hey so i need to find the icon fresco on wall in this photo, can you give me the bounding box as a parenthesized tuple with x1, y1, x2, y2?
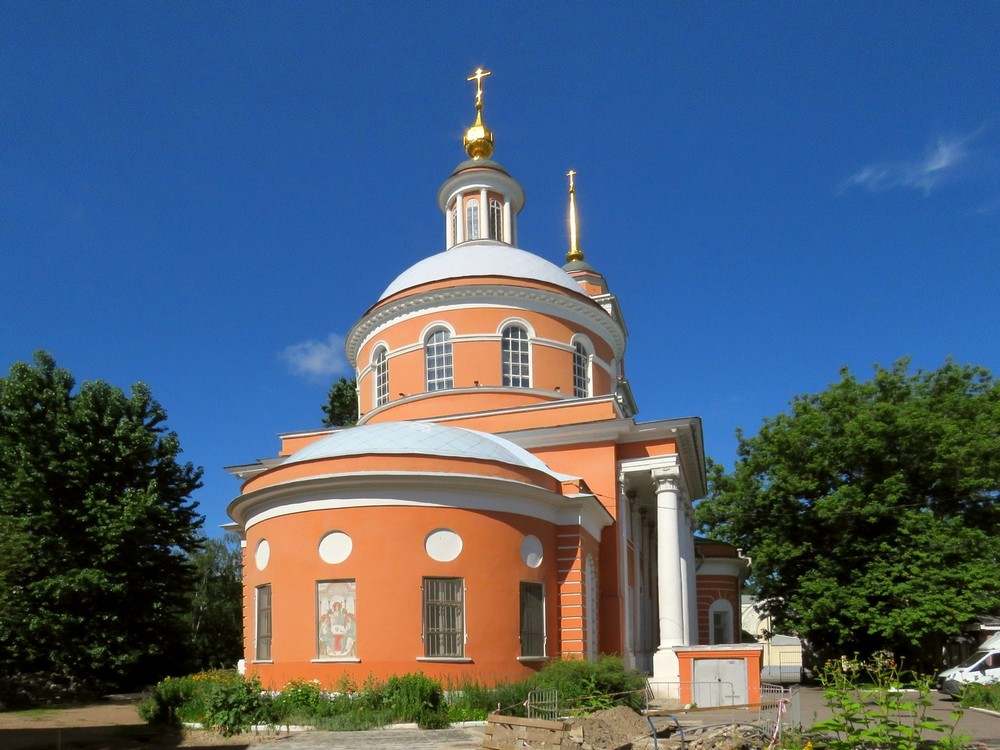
(317, 580, 357, 658)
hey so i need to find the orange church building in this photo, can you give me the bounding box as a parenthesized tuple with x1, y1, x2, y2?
(226, 70, 755, 700)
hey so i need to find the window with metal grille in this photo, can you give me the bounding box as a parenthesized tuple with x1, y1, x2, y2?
(489, 198, 503, 241)
(423, 577, 464, 657)
(573, 341, 590, 397)
(520, 582, 545, 657)
(502, 325, 530, 387)
(466, 199, 480, 240)
(373, 347, 388, 407)
(425, 329, 453, 391)
(255, 584, 272, 661)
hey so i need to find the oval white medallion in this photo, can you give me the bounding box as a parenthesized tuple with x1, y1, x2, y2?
(425, 528, 463, 562)
(521, 535, 543, 568)
(318, 531, 353, 564)
(254, 539, 270, 571)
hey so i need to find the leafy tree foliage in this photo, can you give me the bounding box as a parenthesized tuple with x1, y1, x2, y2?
(695, 359, 1000, 669)
(0, 352, 204, 689)
(184, 534, 243, 671)
(321, 376, 358, 427)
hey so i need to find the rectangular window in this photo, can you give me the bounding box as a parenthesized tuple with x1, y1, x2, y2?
(519, 582, 545, 657)
(712, 610, 731, 644)
(425, 331, 454, 391)
(317, 580, 357, 659)
(423, 577, 464, 657)
(255, 584, 272, 661)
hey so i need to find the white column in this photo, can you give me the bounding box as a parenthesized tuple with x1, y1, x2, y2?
(652, 466, 685, 648)
(651, 465, 685, 693)
(503, 198, 512, 244)
(479, 187, 488, 240)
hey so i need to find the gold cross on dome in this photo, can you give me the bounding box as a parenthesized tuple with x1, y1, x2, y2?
(467, 67, 492, 108)
(567, 169, 577, 193)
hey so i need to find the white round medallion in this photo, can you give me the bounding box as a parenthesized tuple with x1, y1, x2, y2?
(521, 535, 543, 568)
(425, 528, 463, 562)
(254, 539, 270, 571)
(318, 531, 353, 564)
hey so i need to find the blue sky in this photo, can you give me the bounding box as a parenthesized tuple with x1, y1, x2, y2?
(3, 3, 998, 536)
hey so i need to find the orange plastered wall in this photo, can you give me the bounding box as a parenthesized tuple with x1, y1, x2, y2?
(243, 505, 565, 689)
(616, 440, 678, 461)
(355, 285, 616, 414)
(676, 648, 762, 705)
(555, 524, 601, 659)
(532, 440, 625, 654)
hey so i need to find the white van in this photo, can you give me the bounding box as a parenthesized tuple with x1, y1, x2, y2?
(938, 632, 1000, 697)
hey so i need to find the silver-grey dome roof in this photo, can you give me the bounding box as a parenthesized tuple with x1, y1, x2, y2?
(378, 242, 584, 301)
(286, 420, 570, 480)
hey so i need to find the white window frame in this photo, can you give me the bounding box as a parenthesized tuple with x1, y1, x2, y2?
(372, 346, 388, 407)
(425, 329, 454, 391)
(709, 599, 734, 645)
(489, 198, 503, 241)
(572, 339, 592, 397)
(465, 198, 480, 240)
(519, 581, 545, 658)
(255, 584, 272, 661)
(502, 324, 530, 388)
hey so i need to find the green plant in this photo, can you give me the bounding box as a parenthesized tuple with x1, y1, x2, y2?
(812, 651, 968, 750)
(960, 682, 1000, 711)
(272, 679, 324, 721)
(201, 675, 275, 736)
(381, 672, 447, 728)
(573, 674, 615, 714)
(528, 655, 647, 713)
(138, 670, 243, 726)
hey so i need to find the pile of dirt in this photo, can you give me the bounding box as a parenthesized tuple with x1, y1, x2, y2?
(565, 705, 654, 749)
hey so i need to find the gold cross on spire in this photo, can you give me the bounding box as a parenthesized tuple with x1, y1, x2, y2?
(467, 67, 492, 109)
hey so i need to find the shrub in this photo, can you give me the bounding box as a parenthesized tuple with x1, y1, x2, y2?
(960, 682, 1000, 711)
(201, 675, 275, 736)
(272, 679, 324, 722)
(382, 672, 448, 728)
(528, 656, 647, 714)
(139, 670, 270, 735)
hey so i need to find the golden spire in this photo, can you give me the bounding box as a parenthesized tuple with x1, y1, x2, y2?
(566, 169, 585, 263)
(463, 67, 495, 160)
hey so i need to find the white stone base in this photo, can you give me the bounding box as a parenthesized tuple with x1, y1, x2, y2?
(648, 648, 681, 700)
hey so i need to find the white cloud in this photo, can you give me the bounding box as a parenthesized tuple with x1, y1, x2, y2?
(841, 132, 978, 196)
(280, 333, 349, 378)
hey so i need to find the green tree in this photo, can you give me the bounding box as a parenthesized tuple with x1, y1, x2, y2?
(0, 351, 204, 690)
(695, 359, 1000, 670)
(321, 376, 358, 427)
(185, 534, 244, 671)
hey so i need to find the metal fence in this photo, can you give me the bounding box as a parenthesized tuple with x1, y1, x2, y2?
(526, 687, 560, 720)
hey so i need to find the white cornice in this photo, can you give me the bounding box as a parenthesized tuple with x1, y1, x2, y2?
(227, 470, 614, 540)
(347, 285, 626, 367)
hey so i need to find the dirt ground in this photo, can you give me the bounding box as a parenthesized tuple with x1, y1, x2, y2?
(0, 700, 283, 749)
